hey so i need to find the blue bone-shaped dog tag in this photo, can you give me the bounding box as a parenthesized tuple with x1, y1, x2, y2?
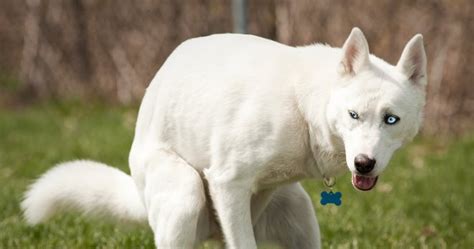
(320, 191, 342, 206)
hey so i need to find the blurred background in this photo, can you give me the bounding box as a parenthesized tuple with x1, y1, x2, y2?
(0, 1, 473, 248)
(0, 0, 472, 135)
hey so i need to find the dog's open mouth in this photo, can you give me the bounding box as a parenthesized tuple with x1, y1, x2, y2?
(351, 174, 378, 191)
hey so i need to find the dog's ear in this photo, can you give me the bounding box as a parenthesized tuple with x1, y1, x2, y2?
(397, 34, 427, 86)
(339, 27, 370, 75)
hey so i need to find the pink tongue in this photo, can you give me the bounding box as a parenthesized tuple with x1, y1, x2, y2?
(352, 174, 378, 191)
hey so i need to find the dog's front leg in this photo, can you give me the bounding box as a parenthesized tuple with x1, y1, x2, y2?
(205, 169, 257, 249)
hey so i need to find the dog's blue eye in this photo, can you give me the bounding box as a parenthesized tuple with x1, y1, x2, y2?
(384, 115, 400, 125)
(348, 110, 359, 119)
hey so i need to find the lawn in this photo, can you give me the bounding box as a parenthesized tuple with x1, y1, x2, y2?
(0, 103, 472, 248)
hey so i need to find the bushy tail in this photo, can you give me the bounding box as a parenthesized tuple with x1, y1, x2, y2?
(21, 160, 147, 225)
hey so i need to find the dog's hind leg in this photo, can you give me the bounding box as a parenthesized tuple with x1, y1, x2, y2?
(143, 149, 208, 249)
(254, 183, 321, 249)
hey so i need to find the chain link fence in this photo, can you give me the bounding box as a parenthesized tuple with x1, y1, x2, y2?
(0, 0, 472, 135)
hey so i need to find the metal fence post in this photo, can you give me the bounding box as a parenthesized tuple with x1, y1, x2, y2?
(232, 0, 247, 33)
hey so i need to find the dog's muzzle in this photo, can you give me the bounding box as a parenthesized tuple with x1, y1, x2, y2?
(352, 154, 378, 191)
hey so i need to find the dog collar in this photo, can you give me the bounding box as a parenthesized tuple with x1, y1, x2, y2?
(323, 176, 336, 188)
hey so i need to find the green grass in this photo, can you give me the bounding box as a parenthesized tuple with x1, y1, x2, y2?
(0, 103, 473, 248)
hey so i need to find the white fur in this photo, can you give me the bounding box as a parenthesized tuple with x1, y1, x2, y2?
(22, 28, 426, 249)
(22, 160, 147, 224)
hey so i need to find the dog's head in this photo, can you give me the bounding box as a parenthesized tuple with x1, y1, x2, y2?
(327, 28, 427, 191)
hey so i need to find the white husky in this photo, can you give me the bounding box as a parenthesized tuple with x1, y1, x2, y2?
(22, 28, 427, 249)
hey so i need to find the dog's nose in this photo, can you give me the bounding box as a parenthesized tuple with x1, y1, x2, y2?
(354, 154, 376, 174)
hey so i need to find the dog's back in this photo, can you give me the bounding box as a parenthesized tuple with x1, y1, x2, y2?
(129, 34, 321, 181)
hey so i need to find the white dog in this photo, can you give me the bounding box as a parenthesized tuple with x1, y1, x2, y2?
(22, 28, 427, 249)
